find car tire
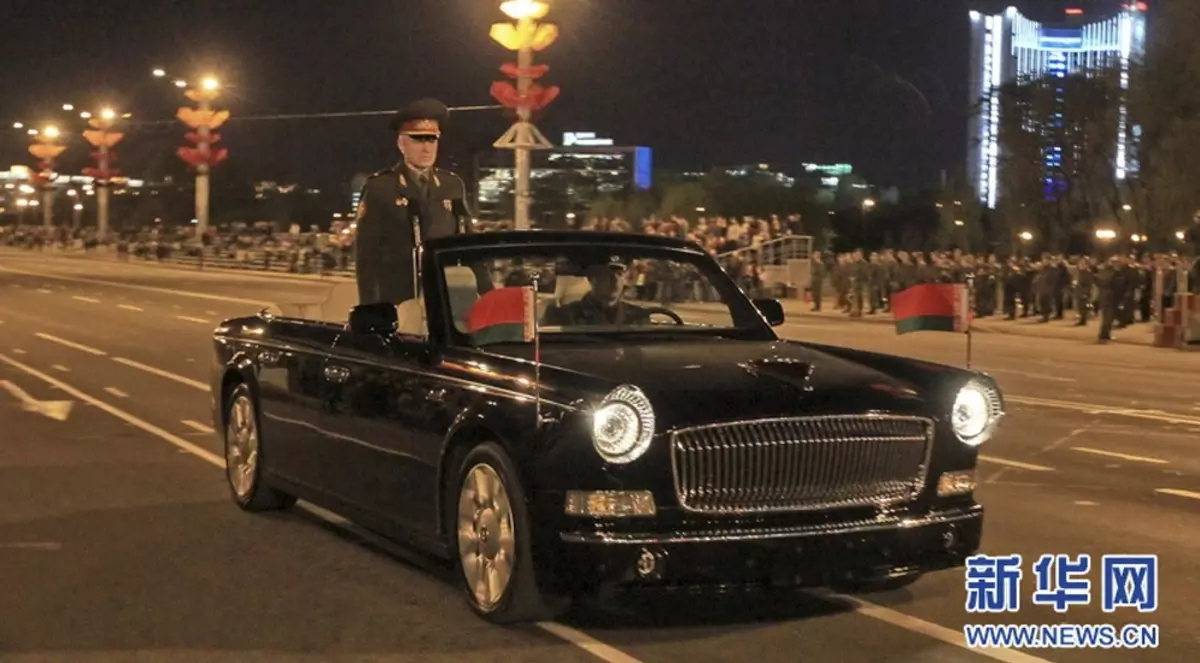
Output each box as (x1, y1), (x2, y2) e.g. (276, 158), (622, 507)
(450, 441), (568, 624)
(223, 383), (296, 512)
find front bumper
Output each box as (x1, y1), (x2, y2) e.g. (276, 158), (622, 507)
(551, 504), (982, 592)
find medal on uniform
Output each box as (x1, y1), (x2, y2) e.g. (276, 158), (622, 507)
(443, 199), (452, 212)
(396, 197), (408, 207)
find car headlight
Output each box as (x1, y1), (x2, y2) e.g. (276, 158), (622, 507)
(951, 380), (1002, 446)
(591, 384), (655, 464)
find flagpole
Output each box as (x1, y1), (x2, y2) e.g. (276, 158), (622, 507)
(531, 272), (546, 427)
(966, 272), (975, 369)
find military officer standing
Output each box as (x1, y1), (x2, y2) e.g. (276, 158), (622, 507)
(354, 98), (476, 306)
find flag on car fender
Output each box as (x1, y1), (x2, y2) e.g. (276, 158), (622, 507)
(890, 283), (971, 334)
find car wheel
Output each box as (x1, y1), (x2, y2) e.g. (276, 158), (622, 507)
(224, 383), (296, 512)
(452, 442), (567, 623)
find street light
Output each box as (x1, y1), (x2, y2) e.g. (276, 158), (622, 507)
(500, 0), (550, 20)
(1176, 230), (1187, 241)
(152, 68), (166, 77)
(174, 79), (187, 88)
(12, 122), (22, 129)
(954, 219), (965, 227)
(79, 111), (92, 119)
(42, 125), (60, 139)
(1095, 228), (1118, 240)
(62, 104), (74, 111)
(1018, 231), (1033, 242)
(862, 198), (876, 209)
(1122, 204), (1133, 211)
(201, 76), (220, 91)
(1131, 233), (1143, 243)
(100, 108), (116, 121)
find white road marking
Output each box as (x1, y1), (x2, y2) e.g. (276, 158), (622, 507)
(978, 455), (1055, 472)
(172, 304), (182, 309)
(181, 419), (214, 434)
(0, 379), (74, 421)
(34, 333), (108, 356)
(12, 349), (25, 355)
(0, 353), (222, 464)
(1074, 500), (1098, 506)
(1071, 446), (1169, 465)
(110, 357), (207, 391)
(103, 387), (128, 398)
(1155, 488), (1200, 501)
(0, 265), (273, 306)
(175, 315), (212, 324)
(1009, 395), (1200, 426)
(51, 364), (70, 373)
(118, 304), (143, 312)
(0, 542), (62, 551)
(72, 295), (101, 304)
(37, 288), (52, 294)
(535, 622), (647, 663)
(205, 310), (218, 316)
(824, 592), (1057, 663)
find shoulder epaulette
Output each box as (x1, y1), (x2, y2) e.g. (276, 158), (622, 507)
(368, 167), (394, 179)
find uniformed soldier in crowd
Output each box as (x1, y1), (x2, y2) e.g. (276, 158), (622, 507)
(354, 98), (479, 306)
(1074, 256), (1095, 326)
(1096, 257), (1117, 342)
(809, 250), (824, 311)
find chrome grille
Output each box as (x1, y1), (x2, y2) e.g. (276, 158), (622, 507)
(669, 415), (934, 514)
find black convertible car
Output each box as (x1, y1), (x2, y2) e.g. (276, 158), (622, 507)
(209, 230), (1003, 623)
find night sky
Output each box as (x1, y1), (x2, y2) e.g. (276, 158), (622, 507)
(0, 0), (1131, 193)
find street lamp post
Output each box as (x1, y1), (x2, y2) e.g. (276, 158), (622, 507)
(28, 126), (65, 229)
(82, 108), (125, 238)
(490, 0), (561, 230)
(176, 76), (229, 237)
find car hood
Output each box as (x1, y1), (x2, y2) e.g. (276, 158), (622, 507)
(484, 338), (932, 429)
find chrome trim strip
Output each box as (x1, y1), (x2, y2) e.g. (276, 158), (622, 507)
(668, 414), (936, 515)
(558, 506), (982, 545)
(223, 337), (578, 411)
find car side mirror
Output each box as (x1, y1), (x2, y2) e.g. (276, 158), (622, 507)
(348, 303), (398, 335)
(753, 298), (785, 326)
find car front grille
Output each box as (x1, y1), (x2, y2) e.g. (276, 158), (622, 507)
(669, 415), (934, 514)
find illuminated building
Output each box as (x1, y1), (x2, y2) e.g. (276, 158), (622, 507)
(473, 131), (652, 222)
(968, 3), (1148, 208)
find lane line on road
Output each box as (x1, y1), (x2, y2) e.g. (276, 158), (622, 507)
(824, 593), (1056, 663)
(1155, 488), (1200, 501)
(0, 353), (223, 466)
(1071, 446), (1169, 465)
(175, 315), (212, 324)
(118, 304), (144, 312)
(37, 288), (52, 294)
(103, 387), (129, 398)
(111, 357), (208, 391)
(978, 455), (1055, 472)
(51, 364), (70, 373)
(181, 419), (215, 434)
(12, 349), (25, 355)
(1009, 395), (1200, 426)
(0, 265), (273, 306)
(534, 622), (646, 663)
(34, 333), (108, 356)
(72, 296), (101, 304)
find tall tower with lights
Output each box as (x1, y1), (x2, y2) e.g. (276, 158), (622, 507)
(967, 2), (1148, 209)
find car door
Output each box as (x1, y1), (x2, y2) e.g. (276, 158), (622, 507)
(253, 319), (342, 488)
(322, 331), (444, 533)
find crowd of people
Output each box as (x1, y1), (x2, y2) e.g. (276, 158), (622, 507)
(3, 218), (1195, 342)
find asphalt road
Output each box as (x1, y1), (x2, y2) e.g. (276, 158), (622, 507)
(1, 252), (1197, 663)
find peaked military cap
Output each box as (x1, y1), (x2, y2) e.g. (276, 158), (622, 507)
(389, 98), (449, 136)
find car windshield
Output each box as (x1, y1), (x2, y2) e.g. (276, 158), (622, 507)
(433, 241), (773, 346)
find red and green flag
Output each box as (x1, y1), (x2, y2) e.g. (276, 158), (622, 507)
(891, 283), (972, 335)
(466, 286), (537, 345)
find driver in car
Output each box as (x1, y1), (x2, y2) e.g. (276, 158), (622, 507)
(543, 261), (652, 327)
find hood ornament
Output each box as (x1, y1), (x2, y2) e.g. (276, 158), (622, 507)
(740, 357), (815, 392)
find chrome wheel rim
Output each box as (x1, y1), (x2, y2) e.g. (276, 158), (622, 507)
(456, 463), (516, 611)
(225, 394), (259, 499)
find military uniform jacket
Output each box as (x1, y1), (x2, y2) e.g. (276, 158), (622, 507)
(354, 163), (474, 305)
